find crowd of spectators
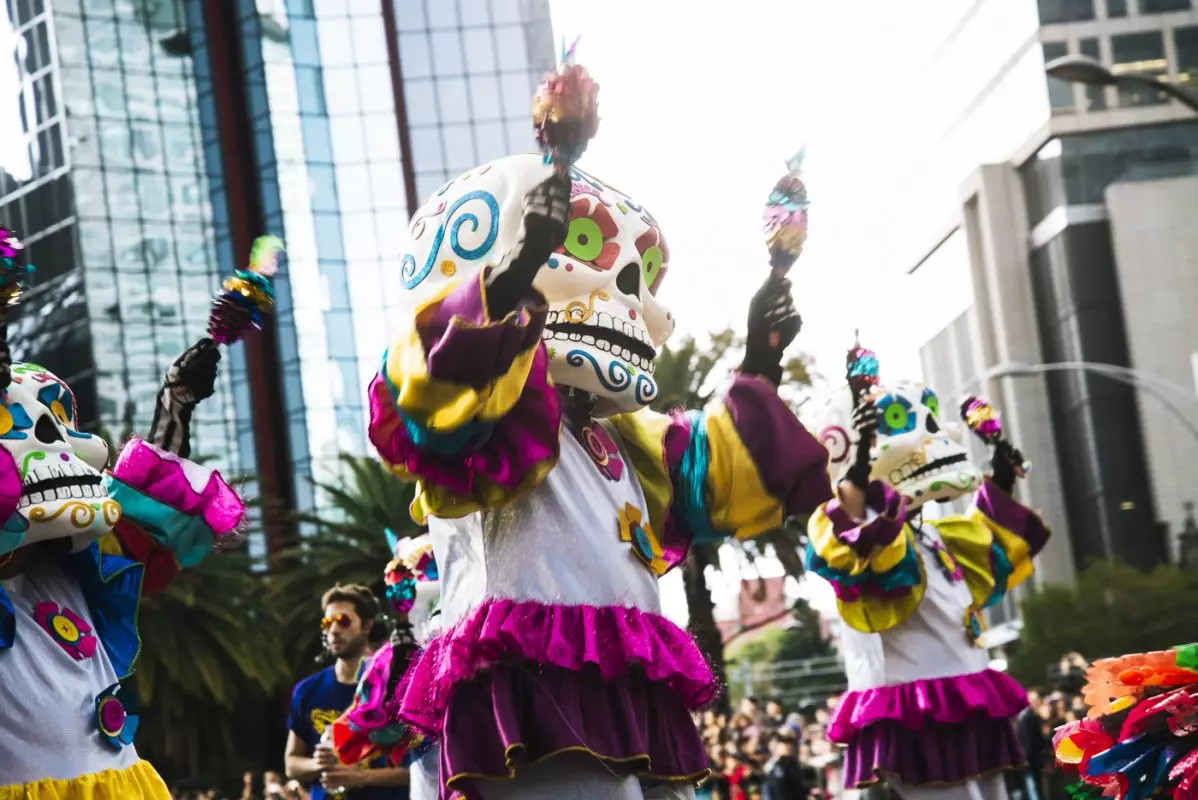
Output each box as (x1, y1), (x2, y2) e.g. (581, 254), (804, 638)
(694, 696), (841, 799)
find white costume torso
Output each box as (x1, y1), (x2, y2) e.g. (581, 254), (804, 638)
(431, 425), (661, 626)
(841, 523), (988, 690)
(0, 558), (139, 785)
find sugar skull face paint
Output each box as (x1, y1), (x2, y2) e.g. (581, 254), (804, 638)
(808, 380), (983, 510)
(0, 363), (117, 556)
(395, 153), (675, 416)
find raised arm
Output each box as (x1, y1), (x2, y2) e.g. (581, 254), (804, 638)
(147, 338), (220, 458)
(368, 175), (571, 523)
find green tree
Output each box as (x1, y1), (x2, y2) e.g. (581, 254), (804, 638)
(723, 598), (841, 708)
(651, 329), (816, 712)
(1010, 560), (1198, 688)
(270, 454), (424, 667)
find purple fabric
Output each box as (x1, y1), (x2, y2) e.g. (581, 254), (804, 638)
(395, 599), (718, 737)
(823, 481), (908, 557)
(109, 438), (244, 536)
(368, 345), (562, 496)
(840, 715), (1025, 787)
(438, 661), (710, 799)
(974, 479), (1050, 556)
(721, 373), (833, 516)
(0, 447), (20, 529)
(418, 276), (548, 390)
(828, 669), (1028, 743)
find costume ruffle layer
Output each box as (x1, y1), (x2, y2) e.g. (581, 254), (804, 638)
(841, 715), (1025, 788)
(396, 598), (718, 736)
(1, 760), (171, 799)
(332, 641), (431, 767)
(828, 668), (1028, 743)
(108, 439), (244, 536)
(438, 660), (711, 800)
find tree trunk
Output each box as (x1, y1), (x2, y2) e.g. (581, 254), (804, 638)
(683, 546), (730, 715)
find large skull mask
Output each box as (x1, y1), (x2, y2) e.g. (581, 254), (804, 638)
(397, 153), (674, 416)
(809, 380), (983, 509)
(0, 363), (117, 555)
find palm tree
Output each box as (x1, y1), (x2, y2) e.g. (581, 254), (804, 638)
(270, 454), (424, 667)
(651, 330), (816, 713)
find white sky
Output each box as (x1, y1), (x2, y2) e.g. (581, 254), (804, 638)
(544, 0), (980, 622)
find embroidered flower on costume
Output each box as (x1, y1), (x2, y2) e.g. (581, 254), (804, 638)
(618, 503), (666, 576)
(577, 422), (624, 482)
(33, 601), (98, 660)
(95, 682), (139, 749)
(964, 607), (986, 648)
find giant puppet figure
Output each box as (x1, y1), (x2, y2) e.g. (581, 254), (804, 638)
(804, 347), (1050, 800)
(0, 231), (273, 796)
(364, 57), (832, 799)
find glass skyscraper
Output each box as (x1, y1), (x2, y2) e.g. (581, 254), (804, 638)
(0, 0), (555, 557)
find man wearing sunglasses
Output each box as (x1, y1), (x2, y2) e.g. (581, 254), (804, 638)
(284, 584), (409, 799)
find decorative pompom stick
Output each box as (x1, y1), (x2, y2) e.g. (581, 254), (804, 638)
(0, 227), (34, 317)
(207, 236), (284, 346)
(845, 331), (879, 408)
(960, 394), (1032, 475)
(763, 148), (810, 275)
(532, 36), (600, 175)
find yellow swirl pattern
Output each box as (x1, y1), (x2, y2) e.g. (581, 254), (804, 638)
(29, 499), (123, 529)
(563, 290), (611, 324)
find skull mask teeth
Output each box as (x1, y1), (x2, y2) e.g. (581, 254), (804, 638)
(809, 380), (983, 509)
(1, 363), (116, 554)
(394, 154), (676, 417)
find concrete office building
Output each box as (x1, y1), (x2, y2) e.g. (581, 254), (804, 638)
(0, 0), (554, 556)
(895, 0), (1198, 584)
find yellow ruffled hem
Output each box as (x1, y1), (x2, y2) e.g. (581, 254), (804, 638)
(0, 761), (170, 800)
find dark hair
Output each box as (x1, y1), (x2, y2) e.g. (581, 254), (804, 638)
(771, 731), (796, 746)
(321, 583), (380, 624)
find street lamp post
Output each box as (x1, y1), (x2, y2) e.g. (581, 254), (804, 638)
(1045, 53), (1198, 114)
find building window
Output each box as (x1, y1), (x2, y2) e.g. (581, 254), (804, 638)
(1045, 43), (1076, 113)
(1038, 0), (1096, 23)
(1080, 39), (1107, 110)
(1139, 0), (1190, 12)
(1107, 0), (1128, 15)
(1176, 26), (1198, 89)
(1111, 31), (1168, 106)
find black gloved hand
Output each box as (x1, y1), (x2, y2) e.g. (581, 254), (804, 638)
(741, 272), (802, 386)
(485, 172), (571, 319)
(149, 338), (221, 458)
(990, 439), (1025, 495)
(843, 399), (877, 491)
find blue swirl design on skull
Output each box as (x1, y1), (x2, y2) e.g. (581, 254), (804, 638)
(401, 190), (500, 290)
(565, 350), (658, 405)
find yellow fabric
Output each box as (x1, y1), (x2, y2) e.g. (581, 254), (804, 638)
(382, 271), (541, 432)
(807, 509), (926, 633)
(933, 512), (1035, 610)
(702, 403), (785, 540)
(97, 533), (123, 558)
(0, 761), (169, 800)
(609, 409), (674, 541)
(407, 455), (558, 524)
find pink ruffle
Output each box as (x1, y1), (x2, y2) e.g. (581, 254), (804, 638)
(396, 598), (718, 735)
(828, 668), (1028, 743)
(109, 438), (244, 536)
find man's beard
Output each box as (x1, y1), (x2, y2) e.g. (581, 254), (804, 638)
(335, 634), (368, 660)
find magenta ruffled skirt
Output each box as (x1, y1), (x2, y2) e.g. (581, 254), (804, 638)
(395, 599), (716, 798)
(830, 669), (1029, 787)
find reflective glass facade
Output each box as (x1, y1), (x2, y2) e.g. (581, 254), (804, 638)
(1, 0), (554, 555)
(0, 0), (248, 478)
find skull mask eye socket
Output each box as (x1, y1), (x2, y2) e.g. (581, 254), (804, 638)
(876, 394), (916, 436)
(921, 387), (940, 419)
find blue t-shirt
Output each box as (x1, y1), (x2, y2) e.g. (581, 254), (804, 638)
(287, 665), (409, 800)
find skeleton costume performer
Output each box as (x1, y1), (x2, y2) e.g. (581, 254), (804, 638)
(804, 355), (1050, 800)
(366, 146), (830, 796)
(331, 532), (442, 799)
(0, 230), (258, 797)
